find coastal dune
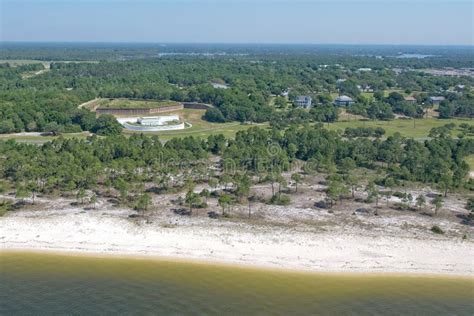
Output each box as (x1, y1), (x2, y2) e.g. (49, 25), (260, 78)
(1, 209), (472, 276)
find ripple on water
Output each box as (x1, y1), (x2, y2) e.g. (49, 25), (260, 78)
(0, 252), (473, 315)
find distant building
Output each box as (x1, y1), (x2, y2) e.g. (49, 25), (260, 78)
(357, 85), (374, 93)
(211, 82), (229, 89)
(358, 68), (372, 72)
(404, 96), (417, 104)
(455, 85), (466, 92)
(281, 89), (290, 97)
(294, 96), (312, 108)
(429, 96), (446, 105)
(334, 95), (355, 106)
(137, 115), (180, 126)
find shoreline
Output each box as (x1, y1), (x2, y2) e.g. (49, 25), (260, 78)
(1, 207), (473, 278)
(2, 247), (474, 280)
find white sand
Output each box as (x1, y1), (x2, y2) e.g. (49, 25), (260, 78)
(1, 208), (473, 276)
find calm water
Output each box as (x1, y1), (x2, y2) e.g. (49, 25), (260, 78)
(1, 252), (473, 315)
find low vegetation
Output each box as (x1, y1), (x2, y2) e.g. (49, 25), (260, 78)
(95, 98), (180, 109)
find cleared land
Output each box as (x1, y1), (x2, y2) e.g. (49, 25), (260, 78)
(327, 118), (474, 139)
(0, 59), (49, 67)
(0, 110), (266, 144)
(0, 60), (98, 66)
(95, 99), (180, 110)
(0, 132), (91, 144)
(123, 109), (269, 140)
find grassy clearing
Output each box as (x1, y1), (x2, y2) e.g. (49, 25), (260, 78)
(0, 110), (266, 144)
(96, 98), (180, 109)
(0, 60), (98, 67)
(0, 132), (91, 145)
(326, 118), (474, 139)
(0, 59), (48, 67)
(122, 109), (269, 140)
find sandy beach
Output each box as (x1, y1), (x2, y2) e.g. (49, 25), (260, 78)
(1, 194), (473, 276)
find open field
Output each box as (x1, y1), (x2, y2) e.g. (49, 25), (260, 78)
(95, 98), (180, 109)
(0, 59), (49, 67)
(327, 118), (474, 139)
(1, 116), (471, 145)
(0, 59), (98, 68)
(0, 132), (91, 144)
(1, 60), (97, 79)
(122, 109), (269, 140)
(0, 110), (266, 144)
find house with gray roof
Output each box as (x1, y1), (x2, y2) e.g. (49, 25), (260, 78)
(334, 95), (355, 106)
(294, 96), (312, 108)
(429, 96), (446, 105)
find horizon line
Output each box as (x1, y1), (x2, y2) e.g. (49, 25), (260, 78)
(2, 41), (473, 48)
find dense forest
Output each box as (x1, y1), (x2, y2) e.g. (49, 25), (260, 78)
(1, 126), (473, 209)
(0, 44), (473, 134)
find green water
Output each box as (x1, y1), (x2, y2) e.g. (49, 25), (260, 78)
(1, 252), (473, 315)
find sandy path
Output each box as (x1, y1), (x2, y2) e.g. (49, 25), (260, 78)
(1, 210), (473, 276)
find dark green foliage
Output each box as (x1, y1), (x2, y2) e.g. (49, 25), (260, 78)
(91, 115), (123, 136)
(344, 127), (385, 138)
(439, 98), (473, 119)
(367, 102), (395, 120)
(430, 225), (444, 234)
(268, 194), (291, 206)
(0, 123), (472, 203)
(466, 198), (474, 212)
(204, 108), (226, 122)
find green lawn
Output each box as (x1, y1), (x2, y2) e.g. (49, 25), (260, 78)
(96, 98), (180, 109)
(0, 109), (268, 144)
(326, 118), (474, 139)
(0, 132), (91, 145)
(2, 115), (471, 145)
(122, 109), (269, 140)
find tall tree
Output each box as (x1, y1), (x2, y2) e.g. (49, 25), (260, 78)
(431, 196), (443, 216)
(291, 173), (302, 193)
(185, 191), (201, 215)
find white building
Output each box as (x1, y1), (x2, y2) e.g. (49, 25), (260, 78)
(137, 115), (180, 126)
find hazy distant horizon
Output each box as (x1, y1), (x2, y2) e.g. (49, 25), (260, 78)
(1, 0), (473, 46)
(2, 42), (473, 48)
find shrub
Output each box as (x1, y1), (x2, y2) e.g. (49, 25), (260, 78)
(393, 191), (407, 199)
(277, 195), (291, 206)
(430, 225), (444, 234)
(268, 194), (291, 205)
(466, 198), (474, 212)
(0, 200), (13, 217)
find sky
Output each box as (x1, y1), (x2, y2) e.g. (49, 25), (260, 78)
(1, 0), (473, 45)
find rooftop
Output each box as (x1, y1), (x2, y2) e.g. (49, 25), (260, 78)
(295, 95), (311, 100)
(335, 95), (354, 102)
